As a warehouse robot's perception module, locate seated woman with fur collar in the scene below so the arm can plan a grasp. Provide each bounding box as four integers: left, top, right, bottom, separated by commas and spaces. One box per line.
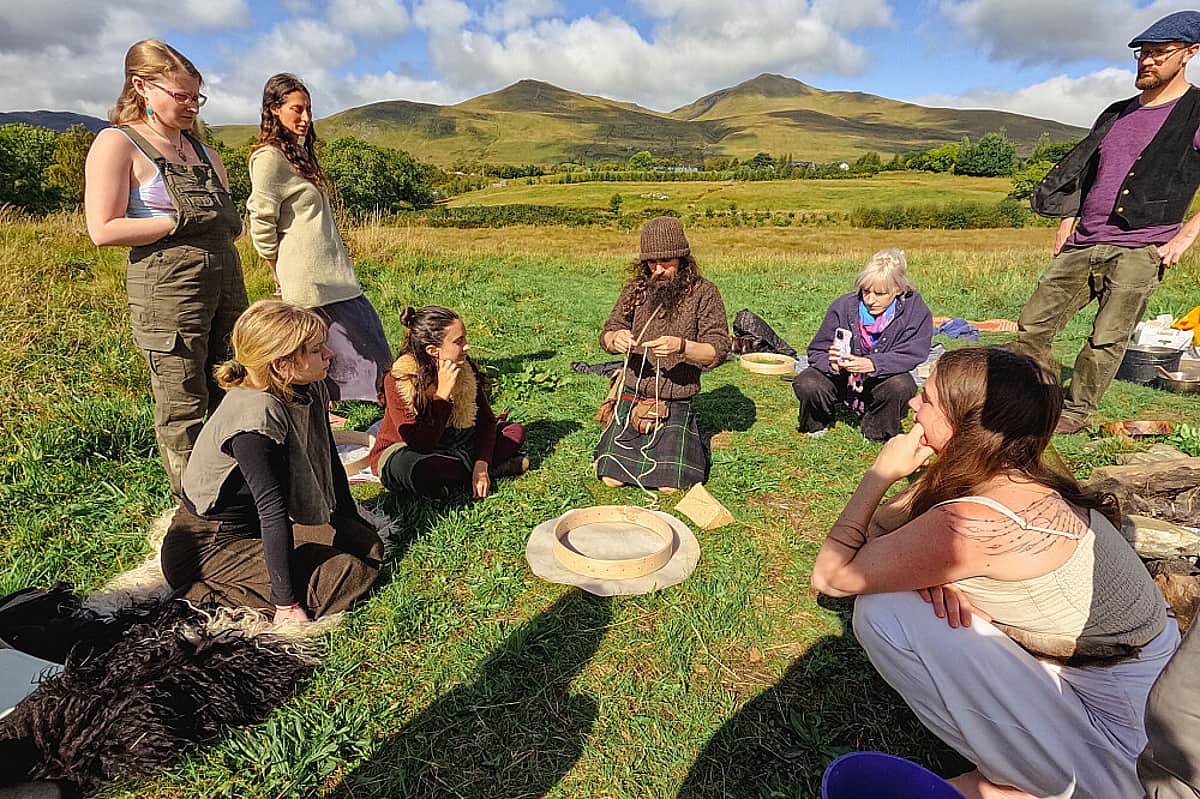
369, 306, 527, 498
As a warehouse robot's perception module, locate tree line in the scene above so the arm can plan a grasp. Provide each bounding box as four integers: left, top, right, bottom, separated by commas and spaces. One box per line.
0, 123, 439, 217
1, 122, 1079, 217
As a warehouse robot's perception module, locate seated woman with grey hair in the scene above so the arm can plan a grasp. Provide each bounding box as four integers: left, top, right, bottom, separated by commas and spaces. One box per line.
792, 248, 932, 441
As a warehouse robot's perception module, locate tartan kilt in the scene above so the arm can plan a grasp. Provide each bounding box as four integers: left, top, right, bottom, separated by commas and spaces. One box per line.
593, 393, 708, 489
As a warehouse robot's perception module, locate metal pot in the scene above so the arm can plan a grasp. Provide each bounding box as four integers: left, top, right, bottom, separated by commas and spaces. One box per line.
1155, 364, 1200, 394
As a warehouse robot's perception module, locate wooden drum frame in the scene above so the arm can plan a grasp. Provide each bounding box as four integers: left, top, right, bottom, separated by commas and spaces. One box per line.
551, 505, 676, 579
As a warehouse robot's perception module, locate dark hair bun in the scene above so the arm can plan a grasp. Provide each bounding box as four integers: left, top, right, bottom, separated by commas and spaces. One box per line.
399, 306, 416, 327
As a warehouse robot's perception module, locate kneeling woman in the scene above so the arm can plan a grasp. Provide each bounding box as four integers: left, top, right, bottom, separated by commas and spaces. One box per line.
793, 248, 931, 441
369, 306, 526, 497
162, 301, 384, 623
812, 347, 1178, 799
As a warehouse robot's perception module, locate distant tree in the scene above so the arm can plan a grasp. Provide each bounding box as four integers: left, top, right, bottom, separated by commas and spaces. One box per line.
202, 127, 253, 213
323, 138, 435, 215
0, 123, 61, 213
45, 124, 94, 207
850, 151, 882, 175
909, 143, 959, 173
609, 192, 623, 214
955, 129, 1017, 177
880, 153, 906, 172
627, 150, 654, 170
747, 152, 774, 170
1009, 160, 1055, 200
1030, 133, 1081, 164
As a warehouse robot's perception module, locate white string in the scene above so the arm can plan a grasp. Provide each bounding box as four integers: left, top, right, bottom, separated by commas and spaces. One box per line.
596, 344, 667, 506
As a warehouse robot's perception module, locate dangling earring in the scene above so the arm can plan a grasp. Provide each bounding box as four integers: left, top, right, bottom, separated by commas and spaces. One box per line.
146, 105, 154, 116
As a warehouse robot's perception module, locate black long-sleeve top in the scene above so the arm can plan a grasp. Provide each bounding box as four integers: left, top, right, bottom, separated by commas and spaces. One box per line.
183, 420, 355, 607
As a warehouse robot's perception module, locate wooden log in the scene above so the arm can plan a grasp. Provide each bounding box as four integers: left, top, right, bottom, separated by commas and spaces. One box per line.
1116, 443, 1190, 465
1156, 573, 1200, 634
1120, 514, 1200, 560
1084, 458, 1200, 501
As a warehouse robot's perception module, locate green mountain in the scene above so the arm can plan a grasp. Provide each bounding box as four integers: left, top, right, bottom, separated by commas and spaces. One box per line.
212, 73, 1087, 166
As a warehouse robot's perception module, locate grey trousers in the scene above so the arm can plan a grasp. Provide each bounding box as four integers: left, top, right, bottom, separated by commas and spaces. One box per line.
1014, 244, 1162, 421
1140, 620, 1200, 797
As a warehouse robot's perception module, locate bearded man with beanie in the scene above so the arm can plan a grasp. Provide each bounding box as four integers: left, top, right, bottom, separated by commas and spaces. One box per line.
594, 217, 729, 492
1015, 10, 1200, 435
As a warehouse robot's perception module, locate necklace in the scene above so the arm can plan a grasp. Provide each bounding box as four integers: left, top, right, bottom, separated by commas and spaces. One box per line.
143, 119, 188, 163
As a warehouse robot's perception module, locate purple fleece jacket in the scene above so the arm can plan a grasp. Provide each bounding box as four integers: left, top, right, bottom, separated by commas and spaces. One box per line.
807, 291, 933, 378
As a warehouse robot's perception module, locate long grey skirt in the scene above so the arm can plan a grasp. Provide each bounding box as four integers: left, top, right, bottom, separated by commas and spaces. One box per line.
318, 294, 393, 403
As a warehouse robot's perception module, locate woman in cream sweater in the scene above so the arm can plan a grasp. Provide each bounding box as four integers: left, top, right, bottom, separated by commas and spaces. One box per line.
247, 73, 391, 402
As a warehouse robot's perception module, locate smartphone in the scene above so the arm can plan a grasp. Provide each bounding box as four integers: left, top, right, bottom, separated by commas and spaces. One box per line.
832, 327, 852, 359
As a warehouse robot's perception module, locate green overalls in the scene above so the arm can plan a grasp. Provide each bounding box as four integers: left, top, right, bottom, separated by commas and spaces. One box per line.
120, 125, 249, 496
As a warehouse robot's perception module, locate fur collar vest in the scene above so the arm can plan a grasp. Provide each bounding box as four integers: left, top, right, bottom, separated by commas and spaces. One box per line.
391, 354, 478, 428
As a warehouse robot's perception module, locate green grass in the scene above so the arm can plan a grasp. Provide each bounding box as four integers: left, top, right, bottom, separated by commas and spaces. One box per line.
2, 212, 1199, 797
447, 173, 1015, 216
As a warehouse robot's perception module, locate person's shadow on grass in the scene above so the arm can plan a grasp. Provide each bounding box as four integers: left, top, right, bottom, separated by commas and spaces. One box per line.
328, 590, 612, 799
477, 349, 558, 377
675, 605, 967, 799
694, 384, 757, 434
522, 418, 584, 469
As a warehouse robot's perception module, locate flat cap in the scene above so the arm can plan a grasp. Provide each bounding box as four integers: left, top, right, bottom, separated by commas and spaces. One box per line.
1129, 10, 1200, 47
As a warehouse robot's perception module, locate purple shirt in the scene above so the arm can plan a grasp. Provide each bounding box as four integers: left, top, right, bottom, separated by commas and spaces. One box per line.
1069, 97, 1200, 248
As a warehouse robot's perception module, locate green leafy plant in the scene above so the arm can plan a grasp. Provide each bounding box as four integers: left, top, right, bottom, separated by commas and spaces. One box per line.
1167, 422, 1200, 456
492, 363, 561, 400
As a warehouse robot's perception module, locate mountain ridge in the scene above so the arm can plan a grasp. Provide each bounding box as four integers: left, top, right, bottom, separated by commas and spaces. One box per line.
203, 72, 1088, 165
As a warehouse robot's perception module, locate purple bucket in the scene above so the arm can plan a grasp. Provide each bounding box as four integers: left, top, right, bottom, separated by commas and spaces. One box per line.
822, 752, 965, 799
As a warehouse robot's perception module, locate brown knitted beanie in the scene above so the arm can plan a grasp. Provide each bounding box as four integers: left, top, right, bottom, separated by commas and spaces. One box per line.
639, 216, 690, 261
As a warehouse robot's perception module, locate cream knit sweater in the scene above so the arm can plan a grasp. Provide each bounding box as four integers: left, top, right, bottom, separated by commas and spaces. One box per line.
247, 146, 361, 309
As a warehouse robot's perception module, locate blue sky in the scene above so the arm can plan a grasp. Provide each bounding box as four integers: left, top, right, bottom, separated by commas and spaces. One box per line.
0, 0, 1191, 127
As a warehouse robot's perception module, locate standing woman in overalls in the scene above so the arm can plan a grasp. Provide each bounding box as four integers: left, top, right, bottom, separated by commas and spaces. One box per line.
85, 40, 248, 497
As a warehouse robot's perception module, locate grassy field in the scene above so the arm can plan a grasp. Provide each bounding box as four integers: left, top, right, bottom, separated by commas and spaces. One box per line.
446, 172, 1016, 216
3, 209, 1199, 798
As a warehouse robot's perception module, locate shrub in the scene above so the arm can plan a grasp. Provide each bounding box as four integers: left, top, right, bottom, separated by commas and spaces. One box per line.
850, 199, 1037, 230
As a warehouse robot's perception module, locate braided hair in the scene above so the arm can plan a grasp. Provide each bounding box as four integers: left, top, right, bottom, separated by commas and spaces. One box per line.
251, 73, 323, 188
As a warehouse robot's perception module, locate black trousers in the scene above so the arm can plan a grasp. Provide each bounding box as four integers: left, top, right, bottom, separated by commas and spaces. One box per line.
792, 367, 916, 441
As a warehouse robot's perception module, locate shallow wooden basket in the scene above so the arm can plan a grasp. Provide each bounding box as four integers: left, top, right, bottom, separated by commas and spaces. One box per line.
332, 429, 375, 474
738, 352, 795, 375
551, 505, 676, 579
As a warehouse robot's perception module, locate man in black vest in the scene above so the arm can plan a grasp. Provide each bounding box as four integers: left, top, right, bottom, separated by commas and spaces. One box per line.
1016, 10, 1200, 435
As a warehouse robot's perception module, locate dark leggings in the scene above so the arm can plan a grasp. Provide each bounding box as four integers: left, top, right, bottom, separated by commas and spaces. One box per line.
393, 422, 526, 496
792, 367, 916, 441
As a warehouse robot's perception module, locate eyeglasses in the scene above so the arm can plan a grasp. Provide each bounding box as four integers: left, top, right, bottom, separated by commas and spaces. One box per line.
1133, 45, 1190, 62
144, 79, 207, 107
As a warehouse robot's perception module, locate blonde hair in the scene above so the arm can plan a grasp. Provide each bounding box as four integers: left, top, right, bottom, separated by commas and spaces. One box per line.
855, 248, 914, 294
214, 300, 328, 403
109, 39, 204, 136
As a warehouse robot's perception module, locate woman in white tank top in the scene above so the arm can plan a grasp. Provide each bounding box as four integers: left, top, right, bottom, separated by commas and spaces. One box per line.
811, 346, 1178, 799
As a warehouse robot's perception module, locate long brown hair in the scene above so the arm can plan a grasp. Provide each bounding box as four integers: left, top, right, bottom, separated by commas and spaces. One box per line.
251, 73, 323, 188
908, 347, 1119, 525
109, 39, 204, 136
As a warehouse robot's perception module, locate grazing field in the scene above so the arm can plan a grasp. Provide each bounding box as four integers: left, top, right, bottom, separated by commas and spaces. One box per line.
446, 172, 1017, 216
3, 209, 1199, 798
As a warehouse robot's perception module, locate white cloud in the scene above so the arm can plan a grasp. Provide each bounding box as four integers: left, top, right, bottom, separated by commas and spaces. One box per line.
415, 0, 892, 110
328, 0, 411, 37
202, 18, 358, 123
412, 0, 473, 31
911, 67, 1136, 127
941, 0, 1196, 63
481, 0, 561, 33
0, 0, 252, 122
